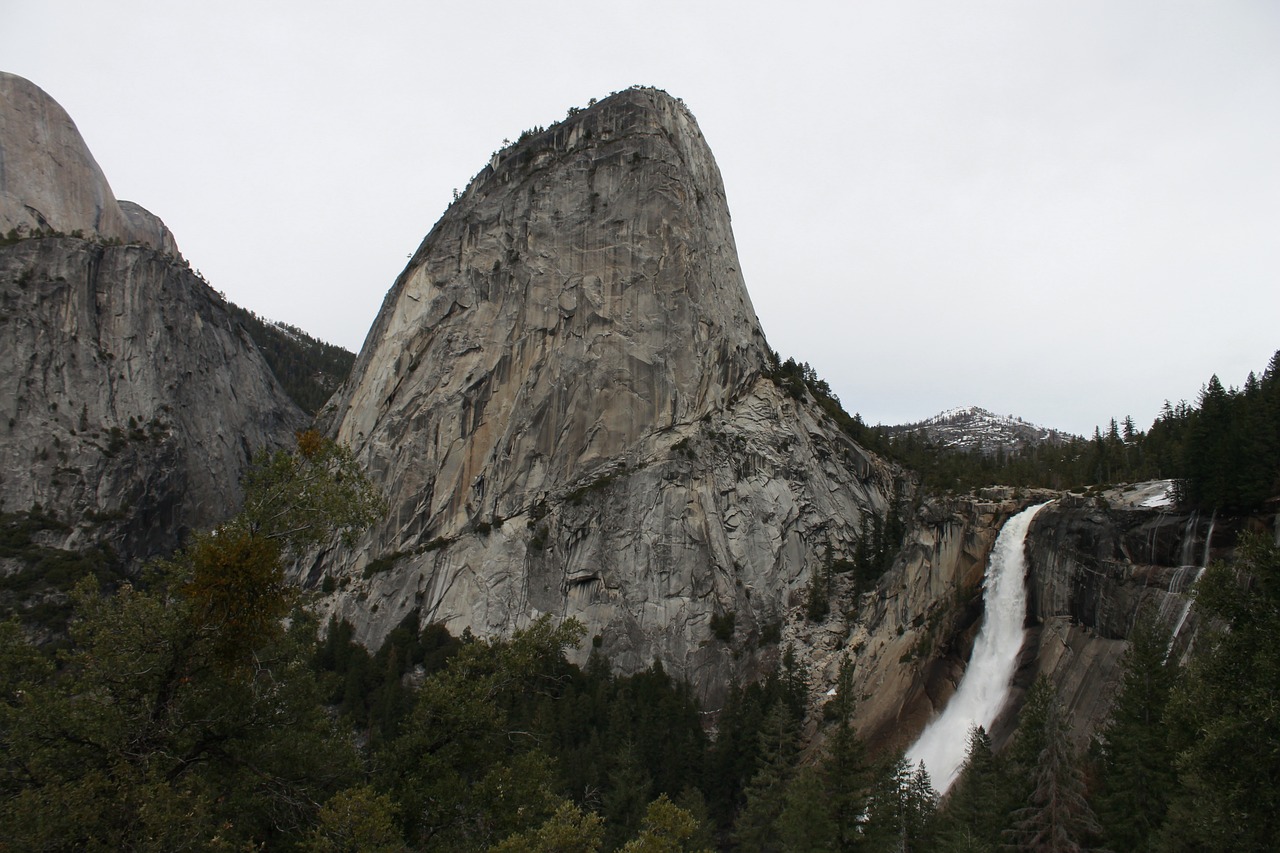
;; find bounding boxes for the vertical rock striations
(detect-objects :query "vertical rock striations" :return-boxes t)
[311,88,903,700]
[0,73,304,560]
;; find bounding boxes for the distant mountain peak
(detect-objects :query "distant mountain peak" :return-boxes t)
[886,405,1076,455]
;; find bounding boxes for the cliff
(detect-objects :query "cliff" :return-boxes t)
[0,74,304,563]
[305,88,906,703]
[1018,492,1240,744]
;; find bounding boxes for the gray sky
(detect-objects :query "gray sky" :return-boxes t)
[4,1,1278,436]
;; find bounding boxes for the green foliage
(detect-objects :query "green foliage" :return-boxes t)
[364,549,408,578]
[805,562,829,622]
[0,435,381,850]
[239,430,386,554]
[881,349,1280,507]
[822,666,874,851]
[1174,355,1280,511]
[488,800,604,853]
[0,510,126,641]
[1003,696,1102,853]
[376,616,586,848]
[704,655,808,829]
[0,578,361,849]
[226,303,356,415]
[304,785,407,852]
[1091,607,1176,851]
[767,345,1279,506]
[927,538,1280,852]
[935,727,1002,852]
[710,610,736,643]
[178,526,289,670]
[313,610,462,741]
[732,702,798,851]
[757,618,782,646]
[862,756,938,852]
[776,765,835,852]
[1159,534,1280,850]
[619,794,712,853]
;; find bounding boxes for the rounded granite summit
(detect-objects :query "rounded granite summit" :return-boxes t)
[0,71,178,256]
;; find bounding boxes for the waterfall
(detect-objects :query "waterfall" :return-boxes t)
[1159,512,1202,625]
[1165,510,1216,659]
[1178,511,1200,568]
[905,502,1050,794]
[1148,511,1167,564]
[1202,512,1216,569]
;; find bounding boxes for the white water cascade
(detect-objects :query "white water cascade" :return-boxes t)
[905,502,1051,794]
[1164,511,1216,659]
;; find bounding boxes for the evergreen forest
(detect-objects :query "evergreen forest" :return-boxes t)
[772,349,1280,513]
[228,304,356,415]
[5,428,1280,850]
[4,348,1280,849]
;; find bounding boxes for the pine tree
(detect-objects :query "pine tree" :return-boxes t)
[1004,697,1102,853]
[863,755,937,852]
[733,703,798,852]
[0,433,383,850]
[822,659,873,852]
[777,766,837,852]
[937,726,1002,852]
[1160,534,1280,851]
[1091,607,1175,851]
[603,741,654,851]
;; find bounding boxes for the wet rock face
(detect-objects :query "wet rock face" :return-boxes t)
[310,88,902,701]
[0,237,303,558]
[0,73,179,256]
[1019,501,1233,745]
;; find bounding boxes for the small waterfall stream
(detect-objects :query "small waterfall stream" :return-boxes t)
[905,502,1051,794]
[1164,511,1216,659]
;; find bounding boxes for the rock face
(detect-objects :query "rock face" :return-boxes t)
[308,88,905,702]
[0,73,178,255]
[818,486,1237,754]
[818,490,1056,751]
[0,74,304,560]
[0,238,305,557]
[1019,497,1233,745]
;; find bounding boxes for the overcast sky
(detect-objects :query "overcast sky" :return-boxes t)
[4,1,1278,435]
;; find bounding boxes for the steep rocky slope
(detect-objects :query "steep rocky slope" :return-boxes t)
[306,88,907,702]
[1019,495,1241,745]
[0,73,304,563]
[6,69,1236,753]
[835,489,1247,754]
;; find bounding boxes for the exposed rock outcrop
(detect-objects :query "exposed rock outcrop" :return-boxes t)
[1018,497,1236,744]
[0,74,304,561]
[306,88,906,703]
[819,490,1051,751]
[0,73,179,256]
[0,236,304,558]
[859,489,1248,752]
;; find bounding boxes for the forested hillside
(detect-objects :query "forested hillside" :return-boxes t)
[228,304,355,415]
[6,354,1280,848]
[778,350,1280,508]
[8,441,1275,850]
